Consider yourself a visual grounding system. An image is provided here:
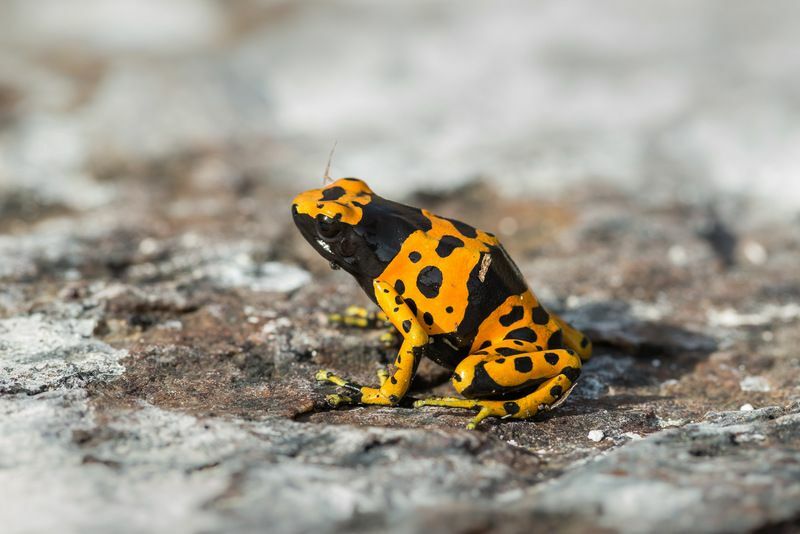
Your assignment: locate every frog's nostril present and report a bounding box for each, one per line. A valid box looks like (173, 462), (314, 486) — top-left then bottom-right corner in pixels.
(291, 204), (299, 216)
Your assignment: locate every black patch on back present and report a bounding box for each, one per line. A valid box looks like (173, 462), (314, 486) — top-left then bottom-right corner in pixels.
(503, 401), (520, 415)
(416, 266), (443, 298)
(446, 306), (454, 313)
(401, 320), (411, 333)
(423, 312), (434, 326)
(504, 327), (538, 343)
(547, 329), (564, 350)
(395, 279), (405, 295)
(496, 347), (524, 356)
(446, 217), (478, 238)
(457, 244), (529, 342)
(513, 356), (533, 373)
(544, 352), (560, 365)
(435, 235), (465, 258)
(479, 340), (492, 350)
(499, 306), (524, 327)
(320, 186), (346, 201)
(531, 306), (550, 325)
(353, 196), (434, 286)
(409, 251), (422, 263)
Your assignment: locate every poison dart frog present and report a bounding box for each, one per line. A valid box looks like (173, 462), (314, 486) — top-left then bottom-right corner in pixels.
(291, 178), (592, 429)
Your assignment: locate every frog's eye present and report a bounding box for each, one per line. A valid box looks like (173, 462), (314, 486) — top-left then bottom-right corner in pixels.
(316, 214), (342, 240)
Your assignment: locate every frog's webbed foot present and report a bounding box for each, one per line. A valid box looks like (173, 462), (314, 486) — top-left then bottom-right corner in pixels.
(314, 369), (392, 407)
(328, 306), (390, 329)
(413, 397), (509, 430)
(315, 369), (361, 406)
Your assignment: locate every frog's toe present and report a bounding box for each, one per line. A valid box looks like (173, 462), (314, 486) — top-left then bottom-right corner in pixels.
(413, 396), (478, 409)
(466, 406), (502, 430)
(376, 368), (390, 385)
(315, 369), (334, 382)
(414, 397), (507, 429)
(325, 393), (354, 407)
(315, 369), (352, 388)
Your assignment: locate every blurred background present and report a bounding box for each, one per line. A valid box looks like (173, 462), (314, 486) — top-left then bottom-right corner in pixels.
(2, 2), (800, 533)
(1, 0), (799, 212)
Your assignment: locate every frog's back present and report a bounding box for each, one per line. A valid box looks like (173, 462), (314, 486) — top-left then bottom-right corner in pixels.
(367, 200), (530, 368)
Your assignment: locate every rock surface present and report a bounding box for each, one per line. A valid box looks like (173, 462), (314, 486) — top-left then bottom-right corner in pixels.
(1, 2), (799, 533)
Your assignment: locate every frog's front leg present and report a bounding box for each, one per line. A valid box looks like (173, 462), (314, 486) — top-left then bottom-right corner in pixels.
(316, 279), (428, 407)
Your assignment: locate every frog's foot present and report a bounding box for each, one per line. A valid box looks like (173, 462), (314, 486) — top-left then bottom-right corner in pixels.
(325, 393), (355, 407)
(379, 330), (400, 348)
(314, 369), (393, 407)
(413, 397), (510, 430)
(328, 306), (390, 329)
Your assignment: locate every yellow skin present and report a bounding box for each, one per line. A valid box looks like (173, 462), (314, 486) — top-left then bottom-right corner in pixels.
(292, 178), (592, 429)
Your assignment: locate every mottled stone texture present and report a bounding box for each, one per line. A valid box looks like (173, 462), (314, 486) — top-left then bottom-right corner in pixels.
(1, 2), (799, 533)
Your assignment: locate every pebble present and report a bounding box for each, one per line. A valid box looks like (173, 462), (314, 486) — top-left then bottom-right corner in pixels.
(588, 430), (605, 442)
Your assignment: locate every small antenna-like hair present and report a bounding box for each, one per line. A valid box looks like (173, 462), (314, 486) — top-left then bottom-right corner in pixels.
(323, 141), (338, 185)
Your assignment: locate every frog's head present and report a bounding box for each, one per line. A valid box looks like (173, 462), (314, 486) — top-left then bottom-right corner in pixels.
(292, 178), (385, 278)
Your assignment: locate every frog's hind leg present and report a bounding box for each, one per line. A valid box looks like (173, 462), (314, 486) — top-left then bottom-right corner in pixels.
(551, 312), (592, 362)
(414, 347), (582, 429)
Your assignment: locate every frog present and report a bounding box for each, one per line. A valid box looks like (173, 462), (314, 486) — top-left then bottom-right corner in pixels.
(291, 177), (592, 429)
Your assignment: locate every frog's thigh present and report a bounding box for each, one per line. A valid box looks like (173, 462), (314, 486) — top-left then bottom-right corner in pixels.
(416, 349), (582, 428)
(452, 348), (582, 399)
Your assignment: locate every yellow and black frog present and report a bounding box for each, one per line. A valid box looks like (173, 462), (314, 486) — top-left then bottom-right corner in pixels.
(292, 177), (592, 429)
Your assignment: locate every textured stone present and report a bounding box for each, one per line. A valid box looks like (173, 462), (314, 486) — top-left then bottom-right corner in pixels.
(1, 1), (799, 533)
(0, 314), (125, 394)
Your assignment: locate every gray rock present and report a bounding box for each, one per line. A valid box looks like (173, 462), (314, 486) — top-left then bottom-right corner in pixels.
(0, 314), (125, 394)
(522, 405), (800, 533)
